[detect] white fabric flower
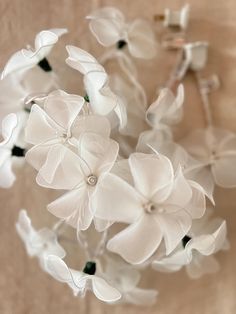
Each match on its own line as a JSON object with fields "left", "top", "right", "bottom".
{"left": 25, "top": 90, "right": 107, "bottom": 185}
{"left": 46, "top": 132, "right": 119, "bottom": 231}
{"left": 136, "top": 85, "right": 184, "bottom": 153}
{"left": 66, "top": 45, "right": 126, "bottom": 128}
{"left": 152, "top": 211, "right": 228, "bottom": 279}
{"left": 137, "top": 138, "right": 214, "bottom": 203}
{"left": 46, "top": 255, "right": 121, "bottom": 302}
{"left": 1, "top": 28, "right": 67, "bottom": 79}
{"left": 104, "top": 257, "right": 158, "bottom": 305}
{"left": 146, "top": 84, "right": 184, "bottom": 129}
{"left": 0, "top": 113, "right": 26, "bottom": 188}
{"left": 181, "top": 126, "right": 236, "bottom": 188}
{"left": 110, "top": 74, "right": 148, "bottom": 137}
{"left": 87, "top": 7, "right": 158, "bottom": 59}
{"left": 93, "top": 152, "right": 202, "bottom": 264}
{"left": 0, "top": 67, "right": 57, "bottom": 124}
{"left": 16, "top": 210, "right": 65, "bottom": 271}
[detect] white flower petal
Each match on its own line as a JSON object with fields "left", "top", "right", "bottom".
{"left": 0, "top": 113, "right": 18, "bottom": 145}
{"left": 72, "top": 115, "right": 111, "bottom": 139}
{"left": 185, "top": 165, "right": 215, "bottom": 204}
{"left": 48, "top": 187, "right": 93, "bottom": 231}
{"left": 87, "top": 7, "right": 125, "bottom": 46}
{"left": 92, "top": 277, "right": 121, "bottom": 302}
{"left": 186, "top": 255, "right": 220, "bottom": 279}
{"left": 66, "top": 46, "right": 104, "bottom": 74}
{"left": 0, "top": 149, "right": 15, "bottom": 188}
{"left": 164, "top": 167, "right": 192, "bottom": 208}
{"left": 128, "top": 19, "right": 158, "bottom": 59}
{"left": 93, "top": 173, "right": 143, "bottom": 224}
{"left": 146, "top": 85, "right": 184, "bottom": 127}
{"left": 38, "top": 144, "right": 71, "bottom": 184}
{"left": 46, "top": 255, "right": 75, "bottom": 282}
{"left": 125, "top": 288, "right": 158, "bottom": 306}
{"left": 107, "top": 215, "right": 162, "bottom": 264}
{"left": 88, "top": 19, "right": 122, "bottom": 47}
{"left": 129, "top": 152, "right": 174, "bottom": 200}
{"left": 157, "top": 208, "right": 192, "bottom": 255}
{"left": 212, "top": 154, "right": 236, "bottom": 188}
{"left": 1, "top": 29, "right": 67, "bottom": 78}
{"left": 84, "top": 71, "right": 118, "bottom": 115}
{"left": 25, "top": 104, "right": 59, "bottom": 145}
{"left": 186, "top": 180, "right": 206, "bottom": 218}
{"left": 44, "top": 90, "right": 84, "bottom": 130}
{"left": 78, "top": 132, "right": 119, "bottom": 176}
{"left": 152, "top": 249, "right": 190, "bottom": 272}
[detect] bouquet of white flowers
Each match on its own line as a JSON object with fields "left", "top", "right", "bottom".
{"left": 0, "top": 5, "right": 233, "bottom": 305}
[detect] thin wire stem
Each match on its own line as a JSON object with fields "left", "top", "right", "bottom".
{"left": 195, "top": 71, "right": 213, "bottom": 127}
{"left": 100, "top": 48, "right": 147, "bottom": 107}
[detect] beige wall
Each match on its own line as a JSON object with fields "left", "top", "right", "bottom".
{"left": 1, "top": 0, "right": 236, "bottom": 313}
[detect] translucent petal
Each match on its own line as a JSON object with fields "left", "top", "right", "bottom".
{"left": 129, "top": 152, "right": 174, "bottom": 200}
{"left": 93, "top": 173, "right": 143, "bottom": 224}
{"left": 66, "top": 46, "right": 104, "bottom": 74}
{"left": 107, "top": 214, "right": 162, "bottom": 264}
{"left": 92, "top": 276, "right": 121, "bottom": 302}
{"left": 128, "top": 19, "right": 158, "bottom": 59}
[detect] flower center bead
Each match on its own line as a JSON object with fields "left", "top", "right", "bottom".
{"left": 182, "top": 235, "right": 192, "bottom": 248}
{"left": 143, "top": 202, "right": 156, "bottom": 213}
{"left": 87, "top": 174, "right": 98, "bottom": 186}
{"left": 60, "top": 131, "right": 72, "bottom": 142}
{"left": 83, "top": 261, "right": 96, "bottom": 275}
{"left": 116, "top": 39, "right": 127, "bottom": 49}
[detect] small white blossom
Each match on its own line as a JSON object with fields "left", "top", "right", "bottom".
{"left": 1, "top": 28, "right": 67, "bottom": 79}
{"left": 46, "top": 255, "right": 121, "bottom": 303}
{"left": 66, "top": 46, "right": 126, "bottom": 128}
{"left": 93, "top": 152, "right": 205, "bottom": 264}
{"left": 46, "top": 132, "right": 119, "bottom": 231}
{"left": 181, "top": 126, "right": 236, "bottom": 188}
{"left": 16, "top": 210, "right": 66, "bottom": 271}
{"left": 152, "top": 210, "right": 228, "bottom": 279}
{"left": 87, "top": 7, "right": 158, "bottom": 59}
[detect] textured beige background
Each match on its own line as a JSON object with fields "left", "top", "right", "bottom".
{"left": 1, "top": 0, "right": 236, "bottom": 313}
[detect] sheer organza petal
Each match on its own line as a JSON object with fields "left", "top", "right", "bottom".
{"left": 212, "top": 155, "right": 236, "bottom": 187}
{"left": 125, "top": 288, "right": 158, "bottom": 306}
{"left": 0, "top": 113, "right": 18, "bottom": 145}
{"left": 36, "top": 147, "right": 84, "bottom": 190}
{"left": 92, "top": 277, "right": 121, "bottom": 302}
{"left": 0, "top": 150, "right": 15, "bottom": 188}
{"left": 84, "top": 71, "right": 118, "bottom": 115}
{"left": 46, "top": 255, "right": 75, "bottom": 282}
{"left": 44, "top": 90, "right": 84, "bottom": 130}
{"left": 48, "top": 187, "right": 93, "bottom": 230}
{"left": 93, "top": 173, "right": 143, "bottom": 224}
{"left": 129, "top": 152, "right": 174, "bottom": 200}
{"left": 107, "top": 214, "right": 162, "bottom": 264}
{"left": 146, "top": 85, "right": 184, "bottom": 127}
{"left": 72, "top": 115, "right": 111, "bottom": 139}
{"left": 156, "top": 208, "right": 192, "bottom": 255}
{"left": 186, "top": 255, "right": 220, "bottom": 279}
{"left": 164, "top": 167, "right": 192, "bottom": 208}
{"left": 185, "top": 180, "right": 206, "bottom": 218}
{"left": 128, "top": 19, "right": 158, "bottom": 59}
{"left": 88, "top": 19, "right": 122, "bottom": 46}
{"left": 1, "top": 28, "right": 67, "bottom": 78}
{"left": 25, "top": 104, "right": 59, "bottom": 145}
{"left": 78, "top": 132, "right": 119, "bottom": 176}
{"left": 66, "top": 46, "right": 104, "bottom": 74}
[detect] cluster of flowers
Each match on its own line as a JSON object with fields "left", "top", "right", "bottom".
{"left": 0, "top": 5, "right": 234, "bottom": 305}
